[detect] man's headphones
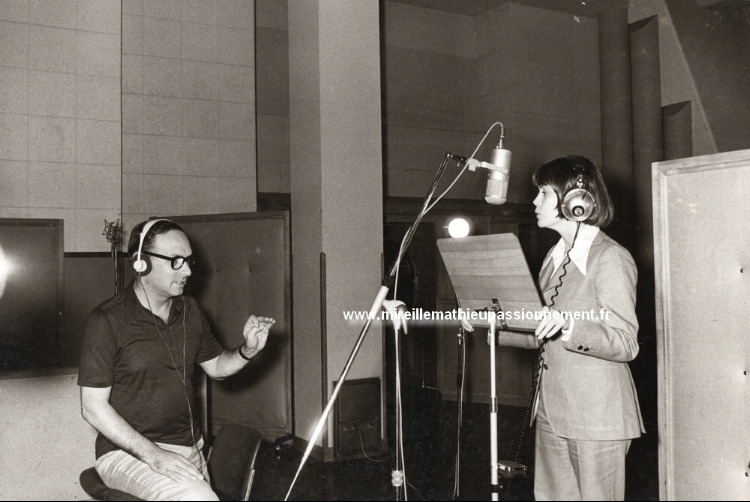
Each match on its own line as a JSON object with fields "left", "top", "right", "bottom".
{"left": 132, "top": 219, "right": 170, "bottom": 273}
{"left": 560, "top": 166, "right": 596, "bottom": 222}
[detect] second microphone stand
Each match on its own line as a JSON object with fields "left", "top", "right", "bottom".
{"left": 284, "top": 152, "right": 462, "bottom": 501}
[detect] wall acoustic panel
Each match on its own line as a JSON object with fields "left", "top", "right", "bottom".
{"left": 62, "top": 253, "right": 117, "bottom": 367}
{"left": 170, "top": 212, "right": 291, "bottom": 441}
{"left": 653, "top": 150, "right": 750, "bottom": 500}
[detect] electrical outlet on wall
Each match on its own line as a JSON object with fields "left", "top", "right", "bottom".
{"left": 333, "top": 378, "right": 382, "bottom": 460}
{"left": 356, "top": 419, "right": 379, "bottom": 452}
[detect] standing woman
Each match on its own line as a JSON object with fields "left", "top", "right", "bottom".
{"left": 530, "top": 155, "right": 644, "bottom": 501}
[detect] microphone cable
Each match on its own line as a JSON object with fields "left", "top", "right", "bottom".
{"left": 141, "top": 281, "right": 205, "bottom": 479}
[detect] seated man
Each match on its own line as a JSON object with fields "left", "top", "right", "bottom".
{"left": 78, "top": 219, "right": 274, "bottom": 501}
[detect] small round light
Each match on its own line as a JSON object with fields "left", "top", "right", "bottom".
{"left": 447, "top": 218, "right": 470, "bottom": 238}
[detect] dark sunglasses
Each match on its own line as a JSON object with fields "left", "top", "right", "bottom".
{"left": 142, "top": 251, "right": 197, "bottom": 270}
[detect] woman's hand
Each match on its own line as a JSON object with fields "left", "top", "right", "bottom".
{"left": 535, "top": 306, "right": 569, "bottom": 340}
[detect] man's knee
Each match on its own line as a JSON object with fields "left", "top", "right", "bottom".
{"left": 173, "top": 480, "right": 219, "bottom": 501}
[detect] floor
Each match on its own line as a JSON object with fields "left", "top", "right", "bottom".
{"left": 249, "top": 384, "right": 659, "bottom": 501}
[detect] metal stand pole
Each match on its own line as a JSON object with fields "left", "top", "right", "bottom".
{"left": 453, "top": 325, "right": 466, "bottom": 499}
{"left": 488, "top": 308, "right": 528, "bottom": 500}
{"left": 488, "top": 313, "right": 500, "bottom": 501}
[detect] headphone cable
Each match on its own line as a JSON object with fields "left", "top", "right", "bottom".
{"left": 139, "top": 280, "right": 205, "bottom": 479}
{"left": 505, "top": 222, "right": 581, "bottom": 500}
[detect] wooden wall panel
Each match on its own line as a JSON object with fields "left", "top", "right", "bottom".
{"left": 653, "top": 150, "right": 750, "bottom": 500}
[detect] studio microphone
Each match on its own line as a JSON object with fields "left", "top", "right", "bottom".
{"left": 467, "top": 139, "right": 512, "bottom": 205}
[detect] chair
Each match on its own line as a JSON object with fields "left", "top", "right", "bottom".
{"left": 207, "top": 425, "right": 263, "bottom": 501}
{"left": 79, "top": 425, "right": 264, "bottom": 501}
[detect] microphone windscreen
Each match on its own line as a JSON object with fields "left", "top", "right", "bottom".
{"left": 485, "top": 175, "right": 508, "bottom": 205}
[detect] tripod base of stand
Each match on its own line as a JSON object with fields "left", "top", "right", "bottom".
{"left": 491, "top": 460, "right": 527, "bottom": 500}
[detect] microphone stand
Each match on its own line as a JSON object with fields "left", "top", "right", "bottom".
{"left": 453, "top": 320, "right": 466, "bottom": 500}
{"left": 284, "top": 153, "right": 461, "bottom": 501}
{"left": 460, "top": 305, "right": 502, "bottom": 501}
{"left": 102, "top": 219, "right": 122, "bottom": 295}
{"left": 465, "top": 304, "right": 528, "bottom": 500}
{"left": 488, "top": 310, "right": 501, "bottom": 501}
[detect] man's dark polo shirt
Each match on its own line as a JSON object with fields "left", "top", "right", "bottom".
{"left": 78, "top": 281, "right": 224, "bottom": 459}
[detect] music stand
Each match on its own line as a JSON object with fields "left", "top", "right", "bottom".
{"left": 437, "top": 233, "right": 543, "bottom": 500}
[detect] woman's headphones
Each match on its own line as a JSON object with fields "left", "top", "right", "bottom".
{"left": 132, "top": 219, "right": 170, "bottom": 273}
{"left": 560, "top": 166, "right": 596, "bottom": 222}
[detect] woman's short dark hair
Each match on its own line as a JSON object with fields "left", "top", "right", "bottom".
{"left": 532, "top": 155, "right": 614, "bottom": 227}
{"left": 127, "top": 219, "right": 185, "bottom": 258}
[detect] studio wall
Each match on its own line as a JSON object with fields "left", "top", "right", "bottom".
{"left": 0, "top": 0, "right": 121, "bottom": 252}
{"left": 629, "top": 0, "right": 720, "bottom": 156}
{"left": 0, "top": 0, "right": 261, "bottom": 253}
{"left": 256, "top": 0, "right": 290, "bottom": 194}
{"left": 254, "top": 1, "right": 602, "bottom": 204}
{"left": 382, "top": 1, "right": 601, "bottom": 204}
{"left": 664, "top": 0, "right": 750, "bottom": 154}
{"left": 121, "top": 0, "right": 257, "bottom": 241}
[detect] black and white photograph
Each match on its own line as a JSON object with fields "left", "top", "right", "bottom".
{"left": 0, "top": 0, "right": 748, "bottom": 500}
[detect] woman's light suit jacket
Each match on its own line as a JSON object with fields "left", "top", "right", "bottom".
{"left": 533, "top": 230, "right": 645, "bottom": 440}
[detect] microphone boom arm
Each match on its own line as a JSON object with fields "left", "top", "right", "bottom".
{"left": 384, "top": 152, "right": 454, "bottom": 286}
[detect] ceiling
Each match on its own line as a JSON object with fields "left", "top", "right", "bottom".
{"left": 389, "top": 0, "right": 629, "bottom": 18}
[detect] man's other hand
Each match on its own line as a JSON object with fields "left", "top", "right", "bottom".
{"left": 148, "top": 447, "right": 203, "bottom": 483}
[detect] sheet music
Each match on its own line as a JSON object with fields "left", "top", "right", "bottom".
{"left": 437, "top": 233, "right": 543, "bottom": 331}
